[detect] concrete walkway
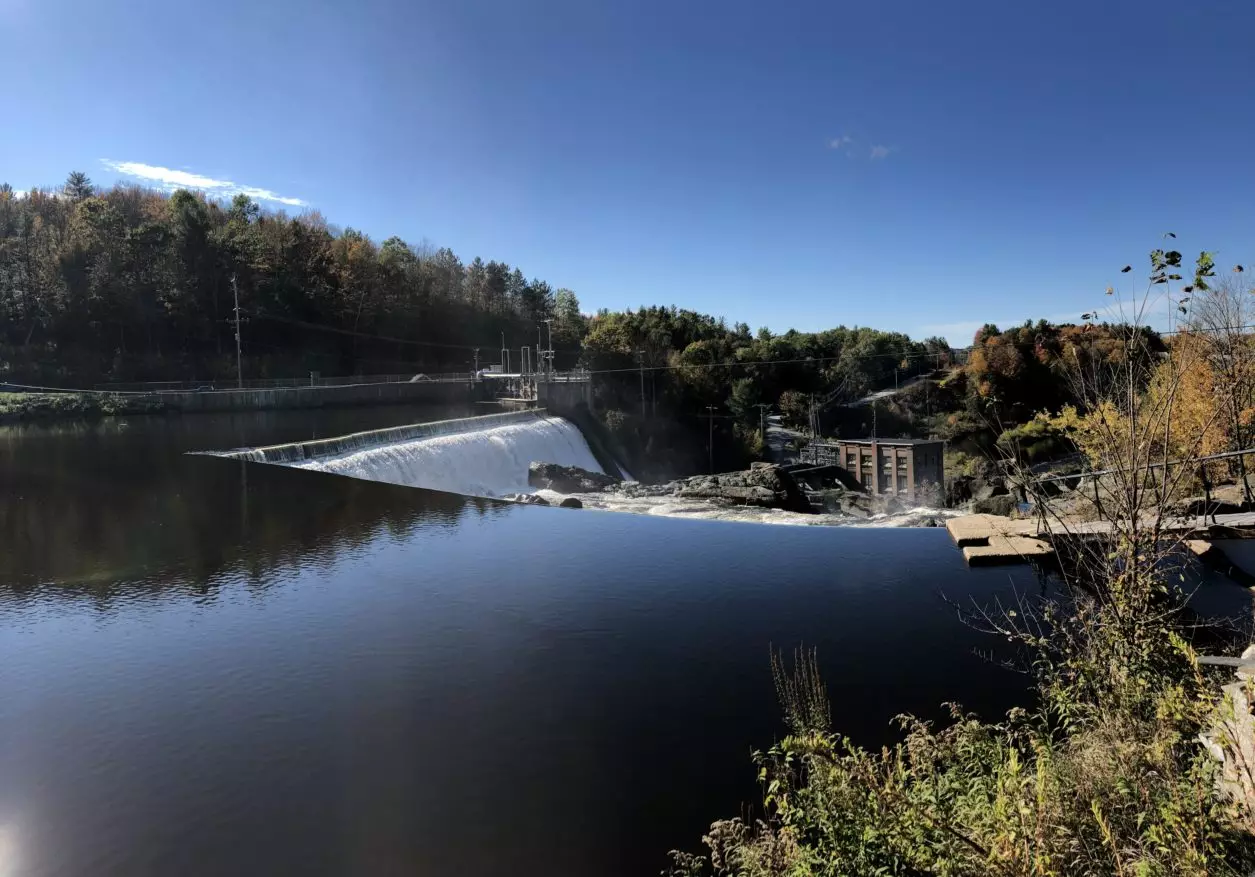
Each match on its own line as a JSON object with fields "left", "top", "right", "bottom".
{"left": 945, "top": 511, "right": 1255, "bottom": 566}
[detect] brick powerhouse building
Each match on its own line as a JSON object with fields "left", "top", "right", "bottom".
{"left": 803, "top": 437, "right": 944, "bottom": 500}
{"left": 840, "top": 438, "right": 943, "bottom": 499}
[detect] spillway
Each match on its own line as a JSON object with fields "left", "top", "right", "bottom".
{"left": 207, "top": 410, "right": 607, "bottom": 498}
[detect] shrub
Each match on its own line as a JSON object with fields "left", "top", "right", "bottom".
{"left": 670, "top": 245, "right": 1255, "bottom": 877}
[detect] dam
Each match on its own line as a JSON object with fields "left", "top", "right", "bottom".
{"left": 204, "top": 407, "right": 953, "bottom": 526}
{"left": 206, "top": 408, "right": 611, "bottom": 498}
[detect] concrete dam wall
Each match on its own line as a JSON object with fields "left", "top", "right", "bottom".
{"left": 205, "top": 409, "right": 609, "bottom": 498}
{"left": 135, "top": 378, "right": 474, "bottom": 414}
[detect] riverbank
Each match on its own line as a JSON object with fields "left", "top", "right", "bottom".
{"left": 0, "top": 379, "right": 477, "bottom": 423}
{"left": 528, "top": 462, "right": 959, "bottom": 528}
{"left": 0, "top": 391, "right": 165, "bottom": 423}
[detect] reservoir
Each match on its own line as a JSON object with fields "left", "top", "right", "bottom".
{"left": 0, "top": 404, "right": 1177, "bottom": 876}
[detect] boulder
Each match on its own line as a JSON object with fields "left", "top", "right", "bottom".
{"left": 558, "top": 497, "right": 583, "bottom": 509}
{"left": 1182, "top": 497, "right": 1245, "bottom": 518}
{"left": 970, "top": 478, "right": 1009, "bottom": 502}
{"left": 840, "top": 495, "right": 874, "bottom": 518}
{"left": 528, "top": 462, "right": 622, "bottom": 494}
{"left": 502, "top": 493, "right": 550, "bottom": 506}
{"left": 946, "top": 474, "right": 975, "bottom": 506}
{"left": 674, "top": 464, "right": 813, "bottom": 514}
{"left": 971, "top": 494, "right": 1018, "bottom": 517}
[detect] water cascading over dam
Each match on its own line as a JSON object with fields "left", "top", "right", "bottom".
{"left": 209, "top": 410, "right": 608, "bottom": 498}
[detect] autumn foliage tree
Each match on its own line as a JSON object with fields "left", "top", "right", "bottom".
{"left": 0, "top": 177, "right": 581, "bottom": 385}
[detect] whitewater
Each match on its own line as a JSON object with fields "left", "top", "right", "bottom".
{"left": 289, "top": 414, "right": 606, "bottom": 497}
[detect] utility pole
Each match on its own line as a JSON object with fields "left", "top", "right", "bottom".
{"left": 536, "top": 325, "right": 543, "bottom": 380}
{"left": 706, "top": 405, "right": 717, "bottom": 474}
{"left": 543, "top": 318, "right": 554, "bottom": 382}
{"left": 754, "top": 403, "right": 771, "bottom": 444}
{"left": 231, "top": 273, "right": 243, "bottom": 389}
{"left": 636, "top": 349, "right": 646, "bottom": 419}
{"left": 473, "top": 348, "right": 480, "bottom": 380}
{"left": 871, "top": 400, "right": 878, "bottom": 438}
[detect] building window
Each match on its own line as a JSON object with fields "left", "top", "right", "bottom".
{"left": 897, "top": 475, "right": 907, "bottom": 492}
{"left": 861, "top": 473, "right": 871, "bottom": 489}
{"left": 846, "top": 454, "right": 856, "bottom": 467}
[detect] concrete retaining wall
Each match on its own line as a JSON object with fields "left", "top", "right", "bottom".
{"left": 140, "top": 379, "right": 474, "bottom": 413}
{"left": 536, "top": 380, "right": 591, "bottom": 410}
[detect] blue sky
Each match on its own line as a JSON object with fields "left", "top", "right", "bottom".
{"left": 3, "top": 0, "right": 1253, "bottom": 344}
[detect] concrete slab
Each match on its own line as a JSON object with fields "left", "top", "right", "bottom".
{"left": 945, "top": 514, "right": 1036, "bottom": 546}
{"left": 961, "top": 534, "right": 1054, "bottom": 566}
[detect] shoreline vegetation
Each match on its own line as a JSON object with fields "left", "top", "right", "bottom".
{"left": 668, "top": 247, "right": 1255, "bottom": 875}
{"left": 0, "top": 391, "right": 164, "bottom": 423}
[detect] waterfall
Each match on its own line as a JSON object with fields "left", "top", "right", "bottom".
{"left": 281, "top": 415, "right": 606, "bottom": 498}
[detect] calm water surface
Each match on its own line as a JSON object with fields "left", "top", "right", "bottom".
{"left": 0, "top": 404, "right": 1196, "bottom": 876}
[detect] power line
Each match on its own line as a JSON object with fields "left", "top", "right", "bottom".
{"left": 247, "top": 311, "right": 497, "bottom": 352}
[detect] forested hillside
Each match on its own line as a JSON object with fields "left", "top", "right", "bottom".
{"left": 0, "top": 172, "right": 951, "bottom": 474}
{"left": 0, "top": 174, "right": 585, "bottom": 384}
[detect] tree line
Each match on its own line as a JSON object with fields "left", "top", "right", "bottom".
{"left": 0, "top": 173, "right": 586, "bottom": 385}
{"left": 0, "top": 171, "right": 957, "bottom": 473}
{"left": 578, "top": 305, "right": 950, "bottom": 476}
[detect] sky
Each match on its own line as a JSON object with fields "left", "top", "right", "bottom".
{"left": 3, "top": 0, "right": 1254, "bottom": 344}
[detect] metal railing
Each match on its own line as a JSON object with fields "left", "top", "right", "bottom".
{"left": 93, "top": 372, "right": 476, "bottom": 393}
{"left": 1033, "top": 446, "right": 1255, "bottom": 484}
{"left": 5, "top": 369, "right": 592, "bottom": 396}
{"left": 540, "top": 369, "right": 592, "bottom": 383}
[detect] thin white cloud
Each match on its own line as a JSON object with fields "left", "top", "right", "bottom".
{"left": 827, "top": 135, "right": 895, "bottom": 160}
{"left": 100, "top": 160, "right": 307, "bottom": 207}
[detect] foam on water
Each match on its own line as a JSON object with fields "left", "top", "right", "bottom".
{"left": 289, "top": 415, "right": 606, "bottom": 498}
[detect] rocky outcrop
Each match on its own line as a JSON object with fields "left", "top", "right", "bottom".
{"left": 527, "top": 462, "right": 622, "bottom": 494}
{"left": 947, "top": 457, "right": 1009, "bottom": 507}
{"left": 673, "top": 462, "right": 813, "bottom": 514}
{"left": 971, "top": 494, "right": 1018, "bottom": 517}
{"left": 502, "top": 493, "right": 550, "bottom": 506}
{"left": 558, "top": 497, "right": 583, "bottom": 509}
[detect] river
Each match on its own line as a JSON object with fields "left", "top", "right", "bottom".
{"left": 0, "top": 404, "right": 1243, "bottom": 876}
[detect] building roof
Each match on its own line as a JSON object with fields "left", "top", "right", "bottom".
{"left": 832, "top": 437, "right": 944, "bottom": 447}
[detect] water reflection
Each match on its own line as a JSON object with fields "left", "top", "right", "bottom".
{"left": 0, "top": 404, "right": 493, "bottom": 599}
{"left": 0, "top": 407, "right": 1244, "bottom": 877}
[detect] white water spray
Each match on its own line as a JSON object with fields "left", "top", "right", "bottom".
{"left": 290, "top": 415, "right": 605, "bottom": 498}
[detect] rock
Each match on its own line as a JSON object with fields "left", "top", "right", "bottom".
{"left": 528, "top": 462, "right": 622, "bottom": 494}
{"left": 970, "top": 479, "right": 1009, "bottom": 502}
{"left": 923, "top": 517, "right": 938, "bottom": 527}
{"left": 502, "top": 493, "right": 550, "bottom": 506}
{"left": 1182, "top": 497, "right": 1245, "bottom": 517}
{"left": 971, "top": 494, "right": 1018, "bottom": 517}
{"left": 840, "top": 496, "right": 873, "bottom": 518}
{"left": 674, "top": 464, "right": 813, "bottom": 514}
{"left": 558, "top": 497, "right": 583, "bottom": 509}
{"left": 946, "top": 476, "right": 969, "bottom": 506}
{"left": 814, "top": 489, "right": 847, "bottom": 514}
